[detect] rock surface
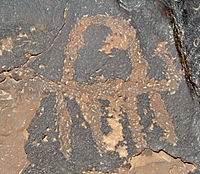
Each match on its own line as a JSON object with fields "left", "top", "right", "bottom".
{"left": 158, "top": 0, "right": 200, "bottom": 103}
{"left": 0, "top": 0, "right": 199, "bottom": 174}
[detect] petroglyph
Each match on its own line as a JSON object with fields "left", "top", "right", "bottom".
{"left": 60, "top": 14, "right": 183, "bottom": 156}
{"left": 1, "top": 2, "right": 198, "bottom": 172}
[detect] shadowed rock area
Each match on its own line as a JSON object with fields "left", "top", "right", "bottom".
{"left": 0, "top": 0, "right": 199, "bottom": 174}
{"left": 158, "top": 0, "right": 200, "bottom": 102}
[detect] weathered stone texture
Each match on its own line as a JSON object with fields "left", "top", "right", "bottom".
{"left": 158, "top": 0, "right": 200, "bottom": 101}
{"left": 0, "top": 0, "right": 199, "bottom": 174}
